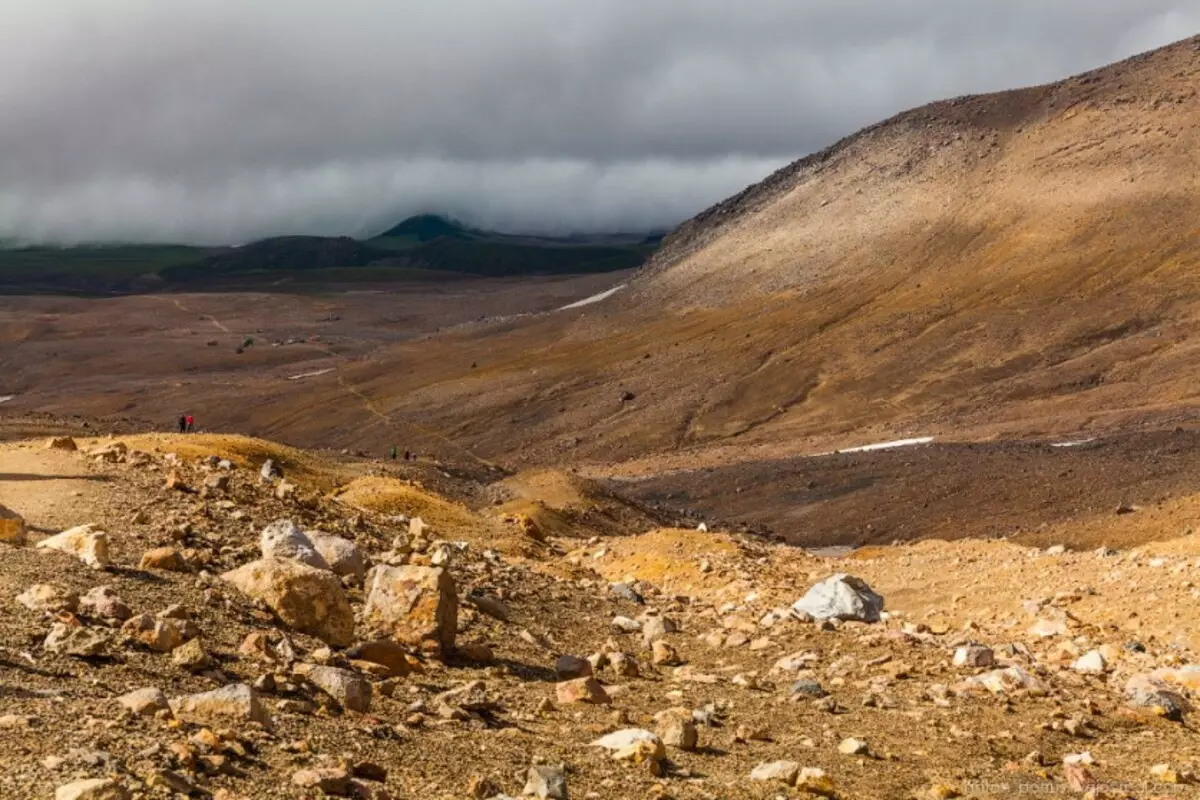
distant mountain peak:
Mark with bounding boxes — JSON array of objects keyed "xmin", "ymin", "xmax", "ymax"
[{"xmin": 376, "ymin": 214, "xmax": 473, "ymax": 242}]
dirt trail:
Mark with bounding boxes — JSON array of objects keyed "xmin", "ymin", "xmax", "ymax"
[{"xmin": 0, "ymin": 443, "xmax": 109, "ymax": 534}]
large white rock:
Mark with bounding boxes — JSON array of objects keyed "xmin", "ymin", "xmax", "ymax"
[
  {"xmin": 792, "ymin": 574, "xmax": 884, "ymax": 622},
  {"xmin": 259, "ymin": 520, "xmax": 329, "ymax": 570},
  {"xmin": 591, "ymin": 728, "xmax": 660, "ymax": 751},
  {"xmin": 37, "ymin": 524, "xmax": 110, "ymax": 569},
  {"xmin": 222, "ymin": 558, "xmax": 355, "ymax": 646}
]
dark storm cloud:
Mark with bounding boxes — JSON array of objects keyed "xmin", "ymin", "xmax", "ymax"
[{"xmin": 0, "ymin": 0, "xmax": 1197, "ymax": 244}]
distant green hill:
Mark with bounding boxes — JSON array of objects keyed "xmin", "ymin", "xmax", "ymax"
[{"xmin": 0, "ymin": 215, "xmax": 659, "ymax": 294}]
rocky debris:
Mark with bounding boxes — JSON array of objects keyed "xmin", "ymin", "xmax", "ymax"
[
  {"xmin": 36, "ymin": 524, "xmax": 111, "ymax": 569},
  {"xmin": 292, "ymin": 767, "xmax": 352, "ymax": 795},
  {"xmin": 116, "ymin": 687, "xmax": 170, "ymax": 716},
  {"xmin": 0, "ymin": 503, "xmax": 27, "ymax": 544},
  {"xmin": 467, "ymin": 591, "xmax": 511, "ymax": 622},
  {"xmin": 434, "ymin": 680, "xmax": 500, "ymax": 720},
  {"xmin": 260, "ymin": 519, "xmax": 330, "ymax": 570},
  {"xmin": 792, "ymin": 574, "xmax": 884, "ymax": 622},
  {"xmin": 838, "ymin": 736, "xmax": 870, "ymax": 756},
  {"xmin": 170, "ymin": 684, "xmax": 272, "ymax": 727},
  {"xmin": 651, "ymin": 640, "xmax": 681, "ymax": 666},
  {"xmin": 789, "ymin": 678, "xmax": 829, "ymax": 699},
  {"xmin": 961, "ymin": 666, "xmax": 1047, "ymax": 696},
  {"xmin": 45, "ymin": 436, "xmax": 78, "ymax": 451},
  {"xmin": 164, "ymin": 470, "xmax": 193, "ymax": 493},
  {"xmin": 79, "ymin": 586, "xmax": 132, "ymax": 621},
  {"xmin": 54, "ymin": 779, "xmax": 130, "ymax": 800},
  {"xmin": 522, "ymin": 765, "xmax": 567, "ymax": 799},
  {"xmin": 222, "ymin": 558, "xmax": 355, "ymax": 647},
  {"xmin": 591, "ymin": 729, "xmax": 665, "ymax": 765},
  {"xmin": 16, "ymin": 583, "xmax": 79, "ymax": 613},
  {"xmin": 139, "ymin": 546, "xmax": 190, "ymax": 572},
  {"xmin": 44, "ymin": 623, "xmax": 110, "ymax": 657},
  {"xmin": 295, "ymin": 664, "xmax": 372, "ymax": 713},
  {"xmin": 611, "ymin": 616, "xmax": 642, "ymax": 633},
  {"xmin": 308, "ymin": 529, "xmax": 366, "ymax": 582},
  {"xmin": 362, "ymin": 565, "xmax": 457, "ymax": 656},
  {"xmin": 204, "ymin": 473, "xmax": 230, "ymax": 492},
  {"xmin": 641, "ymin": 614, "xmax": 678, "ymax": 644},
  {"xmin": 555, "ymin": 654, "xmax": 592, "ymax": 680},
  {"xmin": 556, "ymin": 677, "xmax": 610, "ymax": 705}
]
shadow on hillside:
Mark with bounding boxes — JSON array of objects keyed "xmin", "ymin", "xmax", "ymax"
[{"xmin": 0, "ymin": 472, "xmax": 111, "ymax": 483}]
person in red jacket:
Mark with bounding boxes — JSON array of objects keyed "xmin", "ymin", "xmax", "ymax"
[{"xmin": 185, "ymin": 415, "xmax": 195, "ymax": 433}]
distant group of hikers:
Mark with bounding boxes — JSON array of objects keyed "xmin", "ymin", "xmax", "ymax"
[
  {"xmin": 389, "ymin": 446, "xmax": 413, "ymax": 461},
  {"xmin": 177, "ymin": 415, "xmax": 195, "ymax": 434}
]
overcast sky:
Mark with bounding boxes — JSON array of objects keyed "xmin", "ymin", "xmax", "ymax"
[{"xmin": 0, "ymin": 1, "xmax": 1197, "ymax": 245}]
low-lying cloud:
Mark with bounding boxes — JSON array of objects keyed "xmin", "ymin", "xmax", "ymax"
[{"xmin": 0, "ymin": 0, "xmax": 1197, "ymax": 244}]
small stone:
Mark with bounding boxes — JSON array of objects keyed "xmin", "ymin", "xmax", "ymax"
[
  {"xmin": 611, "ymin": 616, "xmax": 642, "ymax": 633},
  {"xmin": 797, "ymin": 767, "xmax": 837, "ymax": 797},
  {"xmin": 346, "ymin": 640, "xmax": 412, "ymax": 676},
  {"xmin": 54, "ymin": 779, "xmax": 130, "ymax": 800},
  {"xmin": 555, "ymin": 654, "xmax": 592, "ymax": 680},
  {"xmin": 79, "ymin": 586, "xmax": 132, "ymax": 621},
  {"xmin": 116, "ymin": 687, "xmax": 169, "ymax": 716},
  {"xmin": 292, "ymin": 767, "xmax": 352, "ymax": 795},
  {"xmin": 122, "ymin": 613, "xmax": 186, "ymax": 652},
  {"xmin": 44, "ymin": 623, "xmax": 110, "ymax": 657},
  {"xmin": 655, "ymin": 711, "xmax": 698, "ymax": 751},
  {"xmin": 0, "ymin": 504, "xmax": 27, "ymax": 545},
  {"xmin": 1073, "ymin": 650, "xmax": 1107, "ymax": 674},
  {"xmin": 609, "ymin": 652, "xmax": 640, "ymax": 678},
  {"xmin": 16, "ymin": 584, "xmax": 79, "ymax": 613},
  {"xmin": 294, "ymin": 664, "xmax": 372, "ymax": 713},
  {"xmin": 556, "ymin": 677, "xmax": 610, "ymax": 705},
  {"xmin": 522, "ymin": 765, "xmax": 567, "ymax": 799},
  {"xmin": 790, "ymin": 678, "xmax": 828, "ymax": 699},
  {"xmin": 952, "ymin": 645, "xmax": 994, "ymax": 668},
  {"xmin": 641, "ymin": 615, "xmax": 678, "ymax": 645},
  {"xmin": 172, "ymin": 638, "xmax": 213, "ymax": 672},
  {"xmin": 750, "ymin": 760, "xmax": 800, "ymax": 785},
  {"xmin": 838, "ymin": 737, "xmax": 869, "ymax": 755},
  {"xmin": 651, "ymin": 640, "xmax": 681, "ymax": 666},
  {"xmin": 140, "ymin": 547, "xmax": 190, "ymax": 572},
  {"xmin": 170, "ymin": 684, "xmax": 272, "ymax": 728}
]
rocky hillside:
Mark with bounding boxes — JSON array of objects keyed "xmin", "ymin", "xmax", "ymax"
[{"xmin": 5, "ymin": 433, "xmax": 1200, "ymax": 798}]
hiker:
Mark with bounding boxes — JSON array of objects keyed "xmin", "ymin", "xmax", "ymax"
[
  {"xmin": 186, "ymin": 414, "xmax": 195, "ymax": 433},
  {"xmin": 390, "ymin": 446, "xmax": 398, "ymax": 460},
  {"xmin": 404, "ymin": 450, "xmax": 412, "ymax": 461},
  {"xmin": 177, "ymin": 415, "xmax": 186, "ymax": 434}
]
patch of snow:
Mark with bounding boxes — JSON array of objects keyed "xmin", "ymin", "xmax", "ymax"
[
  {"xmin": 0, "ymin": 395, "xmax": 14, "ymax": 404},
  {"xmin": 287, "ymin": 368, "xmax": 336, "ymax": 381},
  {"xmin": 1050, "ymin": 438, "xmax": 1097, "ymax": 448},
  {"xmin": 558, "ymin": 284, "xmax": 627, "ymax": 311},
  {"xmin": 836, "ymin": 437, "xmax": 934, "ymax": 454}
]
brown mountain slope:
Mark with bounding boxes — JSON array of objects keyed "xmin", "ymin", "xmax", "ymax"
[{"xmin": 255, "ymin": 34, "xmax": 1200, "ymax": 473}]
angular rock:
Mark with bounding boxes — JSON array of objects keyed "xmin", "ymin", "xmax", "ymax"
[
  {"xmin": 80, "ymin": 586, "xmax": 132, "ymax": 621},
  {"xmin": 750, "ymin": 761, "xmax": 800, "ymax": 785},
  {"xmin": 0, "ymin": 503, "xmax": 27, "ymax": 545},
  {"xmin": 222, "ymin": 558, "xmax": 355, "ymax": 647},
  {"xmin": 140, "ymin": 547, "xmax": 190, "ymax": 572},
  {"xmin": 953, "ymin": 645, "xmax": 995, "ymax": 668},
  {"xmin": 522, "ymin": 765, "xmax": 567, "ymax": 799},
  {"xmin": 346, "ymin": 639, "xmax": 412, "ymax": 677},
  {"xmin": 54, "ymin": 779, "xmax": 130, "ymax": 800},
  {"xmin": 170, "ymin": 684, "xmax": 271, "ymax": 727},
  {"xmin": 16, "ymin": 584, "xmax": 79, "ymax": 613},
  {"xmin": 295, "ymin": 664, "xmax": 372, "ymax": 713},
  {"xmin": 172, "ymin": 638, "xmax": 213, "ymax": 672},
  {"xmin": 792, "ymin": 574, "xmax": 884, "ymax": 622},
  {"xmin": 362, "ymin": 565, "xmax": 457, "ymax": 655},
  {"xmin": 591, "ymin": 729, "xmax": 663, "ymax": 762},
  {"xmin": 260, "ymin": 459, "xmax": 281, "ymax": 483},
  {"xmin": 46, "ymin": 436, "xmax": 78, "ymax": 451},
  {"xmin": 655, "ymin": 710, "xmax": 698, "ymax": 751},
  {"xmin": 611, "ymin": 616, "xmax": 642, "ymax": 633},
  {"xmin": 260, "ymin": 519, "xmax": 329, "ymax": 569},
  {"xmin": 308, "ymin": 530, "xmax": 366, "ymax": 582},
  {"xmin": 44, "ymin": 623, "xmax": 110, "ymax": 657},
  {"xmin": 641, "ymin": 615, "xmax": 678, "ymax": 644},
  {"xmin": 555, "ymin": 654, "xmax": 592, "ymax": 680},
  {"xmin": 292, "ymin": 768, "xmax": 352, "ymax": 795},
  {"xmin": 557, "ymin": 677, "xmax": 610, "ymax": 705},
  {"xmin": 116, "ymin": 687, "xmax": 169, "ymax": 716},
  {"xmin": 963, "ymin": 666, "xmax": 1047, "ymax": 696},
  {"xmin": 122, "ymin": 613, "xmax": 186, "ymax": 652},
  {"xmin": 1073, "ymin": 650, "xmax": 1107, "ymax": 674},
  {"xmin": 651, "ymin": 640, "xmax": 681, "ymax": 666},
  {"xmin": 37, "ymin": 524, "xmax": 111, "ymax": 569},
  {"xmin": 789, "ymin": 678, "xmax": 828, "ymax": 699},
  {"xmin": 838, "ymin": 737, "xmax": 869, "ymax": 755},
  {"xmin": 204, "ymin": 474, "xmax": 230, "ymax": 492},
  {"xmin": 1126, "ymin": 673, "xmax": 1189, "ymax": 721}
]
